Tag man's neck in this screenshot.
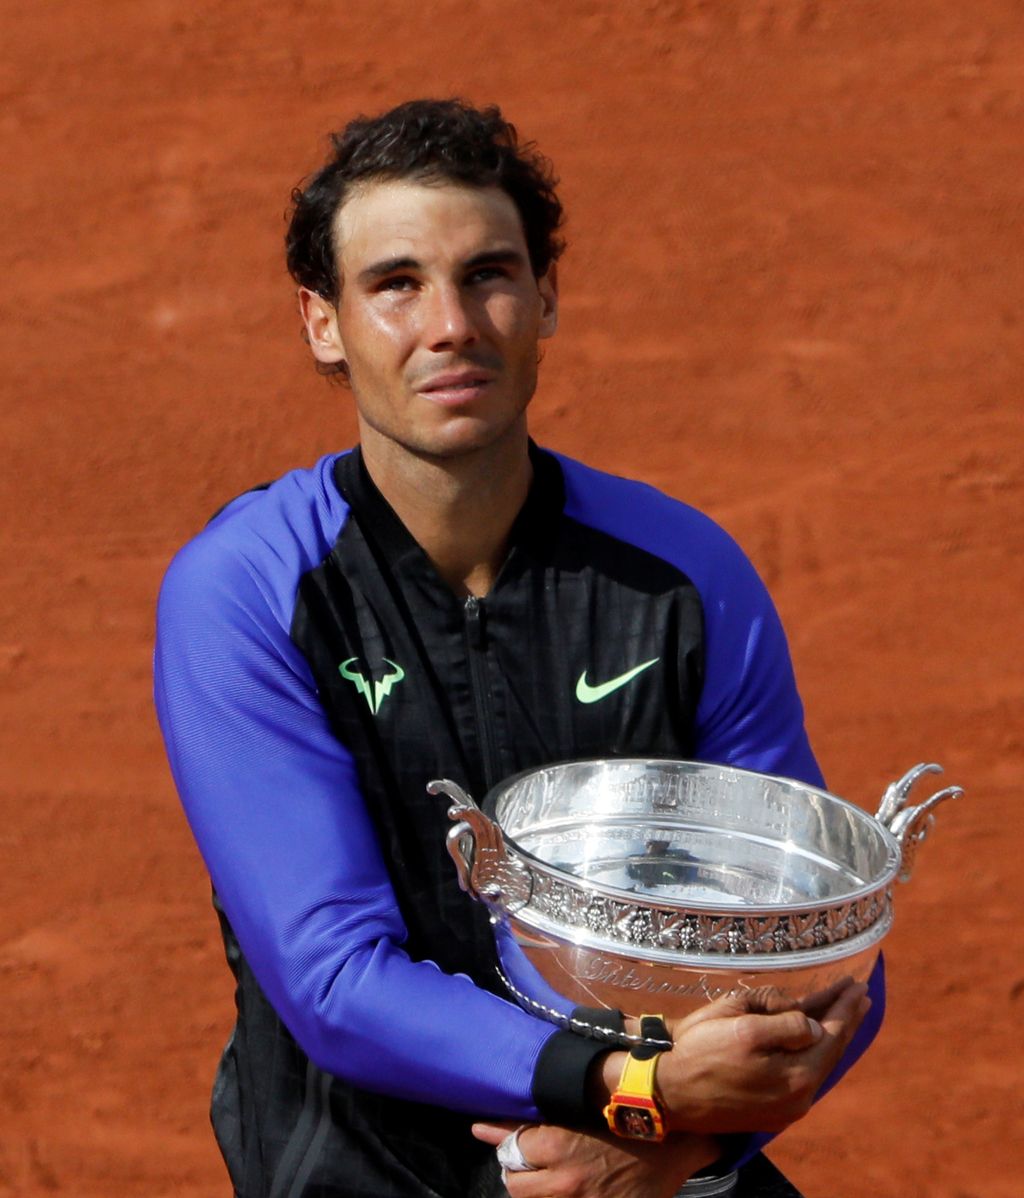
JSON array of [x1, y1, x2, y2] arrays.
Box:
[[359, 425, 533, 598]]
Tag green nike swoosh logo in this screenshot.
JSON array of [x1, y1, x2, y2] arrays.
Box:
[[575, 658, 660, 704]]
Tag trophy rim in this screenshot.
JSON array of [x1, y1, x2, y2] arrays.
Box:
[[483, 756, 903, 918]]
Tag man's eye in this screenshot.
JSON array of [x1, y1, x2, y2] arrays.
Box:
[[378, 276, 416, 292], [467, 266, 506, 284]]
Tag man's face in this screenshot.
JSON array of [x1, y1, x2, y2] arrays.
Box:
[[300, 179, 558, 462]]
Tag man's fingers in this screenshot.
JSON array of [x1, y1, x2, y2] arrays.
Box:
[[673, 991, 755, 1030], [794, 982, 871, 1081], [472, 1122, 550, 1173], [733, 1008, 823, 1053], [819, 985, 871, 1059], [797, 976, 857, 1020], [471, 1120, 518, 1146], [818, 981, 870, 1043], [669, 978, 859, 1041], [675, 985, 801, 1033], [741, 986, 802, 1015]]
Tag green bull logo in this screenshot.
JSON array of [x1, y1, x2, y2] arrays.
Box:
[[338, 658, 406, 715]]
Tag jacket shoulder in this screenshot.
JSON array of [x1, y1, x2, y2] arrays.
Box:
[[552, 452, 755, 595], [159, 454, 351, 630]]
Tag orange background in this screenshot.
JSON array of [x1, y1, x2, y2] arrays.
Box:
[[2, 3, 1021, 1195]]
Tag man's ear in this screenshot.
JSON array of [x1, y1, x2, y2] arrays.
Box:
[[537, 264, 558, 340], [298, 287, 346, 365]]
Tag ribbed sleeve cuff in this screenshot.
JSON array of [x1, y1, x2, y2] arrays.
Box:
[[531, 1028, 610, 1128], [531, 1006, 626, 1128]]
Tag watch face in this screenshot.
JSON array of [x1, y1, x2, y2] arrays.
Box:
[[614, 1105, 659, 1140]]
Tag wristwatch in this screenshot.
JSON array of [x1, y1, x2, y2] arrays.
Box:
[[602, 1014, 670, 1141]]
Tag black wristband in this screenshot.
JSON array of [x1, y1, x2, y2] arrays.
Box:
[[532, 1029, 613, 1129]]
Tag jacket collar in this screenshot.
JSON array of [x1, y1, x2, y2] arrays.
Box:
[[332, 441, 566, 581]]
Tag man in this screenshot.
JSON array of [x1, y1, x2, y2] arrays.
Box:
[[155, 99, 881, 1198]]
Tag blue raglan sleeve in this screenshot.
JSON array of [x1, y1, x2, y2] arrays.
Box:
[[689, 521, 823, 785], [154, 503, 569, 1121]]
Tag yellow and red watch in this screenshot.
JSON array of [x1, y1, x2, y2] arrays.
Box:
[[602, 1014, 671, 1142]]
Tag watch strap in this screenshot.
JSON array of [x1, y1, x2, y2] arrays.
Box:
[[603, 1012, 670, 1141]]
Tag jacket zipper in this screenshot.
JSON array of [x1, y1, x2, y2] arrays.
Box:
[[463, 596, 502, 791]]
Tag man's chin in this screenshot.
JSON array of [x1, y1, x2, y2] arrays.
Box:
[[382, 416, 530, 463]]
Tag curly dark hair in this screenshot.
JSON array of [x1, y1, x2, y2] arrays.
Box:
[[285, 98, 565, 305]]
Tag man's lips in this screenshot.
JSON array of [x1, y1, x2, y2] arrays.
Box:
[[415, 370, 495, 402]]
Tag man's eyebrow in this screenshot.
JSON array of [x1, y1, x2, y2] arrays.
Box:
[[357, 256, 420, 285], [464, 248, 526, 268], [356, 247, 527, 286]]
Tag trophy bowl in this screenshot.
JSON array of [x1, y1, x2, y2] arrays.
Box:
[[428, 760, 962, 1028]]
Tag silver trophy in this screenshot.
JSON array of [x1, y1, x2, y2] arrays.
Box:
[[429, 759, 962, 1196]]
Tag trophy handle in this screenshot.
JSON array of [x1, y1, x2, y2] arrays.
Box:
[[874, 763, 964, 882], [427, 778, 533, 913]]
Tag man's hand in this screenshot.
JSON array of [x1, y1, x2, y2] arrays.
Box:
[[471, 1121, 719, 1198], [470, 979, 869, 1196], [653, 976, 872, 1134]]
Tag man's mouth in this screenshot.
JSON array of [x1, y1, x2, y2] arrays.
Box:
[[416, 369, 495, 402]]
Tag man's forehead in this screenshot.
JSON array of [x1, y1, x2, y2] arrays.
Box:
[[332, 178, 526, 271]]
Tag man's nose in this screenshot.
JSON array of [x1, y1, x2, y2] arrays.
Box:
[[422, 283, 479, 351]]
